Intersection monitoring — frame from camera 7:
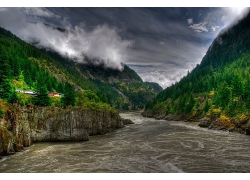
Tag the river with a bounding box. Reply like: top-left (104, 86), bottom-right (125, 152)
top-left (1, 112), bottom-right (250, 173)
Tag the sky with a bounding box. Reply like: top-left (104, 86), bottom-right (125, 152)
top-left (0, 1), bottom-right (249, 89)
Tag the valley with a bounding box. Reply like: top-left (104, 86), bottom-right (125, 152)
top-left (1, 7), bottom-right (250, 173)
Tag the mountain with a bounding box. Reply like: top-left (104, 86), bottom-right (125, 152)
top-left (0, 26), bottom-right (159, 111)
top-left (143, 10), bottom-right (250, 134)
top-left (145, 82), bottom-right (163, 93)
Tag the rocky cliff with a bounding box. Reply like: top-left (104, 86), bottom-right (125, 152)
top-left (0, 104), bottom-right (124, 156)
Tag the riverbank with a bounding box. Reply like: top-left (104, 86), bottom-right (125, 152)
top-left (142, 110), bottom-right (250, 135)
top-left (2, 112), bottom-right (250, 173)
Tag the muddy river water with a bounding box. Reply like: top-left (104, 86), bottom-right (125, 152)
top-left (1, 112), bottom-right (250, 173)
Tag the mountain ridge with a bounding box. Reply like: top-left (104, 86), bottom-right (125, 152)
top-left (142, 9), bottom-right (250, 134)
top-left (0, 26), bottom-right (160, 111)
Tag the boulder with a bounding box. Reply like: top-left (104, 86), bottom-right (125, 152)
top-left (155, 114), bottom-right (165, 120)
top-left (199, 117), bottom-right (212, 127)
top-left (121, 118), bottom-right (134, 125)
top-left (164, 114), bottom-right (174, 120)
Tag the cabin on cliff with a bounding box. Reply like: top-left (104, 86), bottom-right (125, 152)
top-left (49, 92), bottom-right (64, 97)
top-left (16, 89), bottom-right (64, 97)
top-left (16, 89), bottom-right (36, 96)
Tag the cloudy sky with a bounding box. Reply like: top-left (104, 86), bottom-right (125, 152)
top-left (0, 1), bottom-right (249, 88)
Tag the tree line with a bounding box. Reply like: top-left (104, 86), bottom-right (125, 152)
top-left (145, 10), bottom-right (250, 119)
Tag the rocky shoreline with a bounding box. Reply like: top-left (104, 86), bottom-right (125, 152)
top-left (142, 110), bottom-right (250, 135)
top-left (0, 104), bottom-right (134, 157)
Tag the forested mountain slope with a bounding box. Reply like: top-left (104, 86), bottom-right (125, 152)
top-left (0, 26), bottom-right (159, 111)
top-left (143, 10), bottom-right (250, 134)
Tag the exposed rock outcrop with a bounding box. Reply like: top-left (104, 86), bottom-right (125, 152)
top-left (141, 110), bottom-right (153, 118)
top-left (208, 118), bottom-right (235, 132)
top-left (0, 104), bottom-right (124, 156)
top-left (121, 118), bottom-right (134, 125)
top-left (199, 117), bottom-right (212, 128)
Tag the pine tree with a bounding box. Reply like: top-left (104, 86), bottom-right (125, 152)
top-left (231, 74), bottom-right (243, 98)
top-left (8, 88), bottom-right (18, 103)
top-left (61, 82), bottom-right (76, 107)
top-left (33, 75), bottom-right (50, 106)
top-left (0, 106), bottom-right (4, 118)
top-left (213, 82), bottom-right (232, 109)
top-left (185, 93), bottom-right (195, 114)
top-left (0, 49), bottom-right (12, 101)
top-left (203, 98), bottom-right (210, 113)
top-left (244, 79), bottom-right (250, 109)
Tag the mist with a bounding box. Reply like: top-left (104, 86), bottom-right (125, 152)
top-left (0, 7), bottom-right (249, 88)
top-left (0, 8), bottom-right (133, 70)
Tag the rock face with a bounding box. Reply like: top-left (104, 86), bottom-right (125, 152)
top-left (0, 105), bottom-right (124, 156)
top-left (0, 126), bottom-right (14, 155)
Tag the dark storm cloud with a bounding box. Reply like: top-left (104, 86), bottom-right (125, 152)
top-left (0, 7), bottom-right (248, 88)
top-left (0, 7), bottom-right (133, 70)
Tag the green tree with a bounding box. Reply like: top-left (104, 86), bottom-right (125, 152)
top-left (176, 94), bottom-right (187, 114)
top-left (0, 106), bottom-right (4, 118)
top-left (8, 88), bottom-right (18, 103)
top-left (203, 98), bottom-right (210, 113)
top-left (213, 82), bottom-right (232, 109)
top-left (0, 49), bottom-right (12, 101)
top-left (33, 75), bottom-right (50, 106)
top-left (185, 94), bottom-right (195, 114)
top-left (61, 82), bottom-right (76, 107)
top-left (231, 74), bottom-right (243, 98)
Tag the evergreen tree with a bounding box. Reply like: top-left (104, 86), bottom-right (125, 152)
top-left (61, 82), bottom-right (76, 107)
top-left (244, 79), bottom-right (250, 109)
top-left (33, 75), bottom-right (50, 106)
top-left (0, 106), bottom-right (4, 118)
top-left (176, 94), bottom-right (187, 114)
top-left (0, 49), bottom-right (11, 101)
top-left (213, 82), bottom-right (232, 109)
top-left (231, 74), bottom-right (243, 98)
top-left (8, 88), bottom-right (18, 103)
top-left (203, 98), bottom-right (210, 113)
top-left (185, 94), bottom-right (195, 114)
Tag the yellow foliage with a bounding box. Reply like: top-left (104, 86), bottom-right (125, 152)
top-left (218, 114), bottom-right (235, 130)
top-left (192, 110), bottom-right (197, 116)
top-left (238, 114), bottom-right (249, 121)
top-left (208, 91), bottom-right (214, 97)
top-left (204, 116), bottom-right (211, 121)
top-left (219, 114), bottom-right (230, 122)
top-left (12, 79), bottom-right (30, 90)
top-left (235, 113), bottom-right (249, 124)
top-left (212, 108), bottom-right (221, 115)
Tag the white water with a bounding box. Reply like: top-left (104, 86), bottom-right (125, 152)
top-left (1, 112), bottom-right (250, 173)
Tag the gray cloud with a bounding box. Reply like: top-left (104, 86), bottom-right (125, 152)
top-left (22, 7), bottom-right (60, 19)
top-left (0, 8), bottom-right (133, 70)
top-left (187, 18), bottom-right (193, 25)
top-left (0, 7), bottom-right (249, 89)
top-left (189, 22), bottom-right (208, 32)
